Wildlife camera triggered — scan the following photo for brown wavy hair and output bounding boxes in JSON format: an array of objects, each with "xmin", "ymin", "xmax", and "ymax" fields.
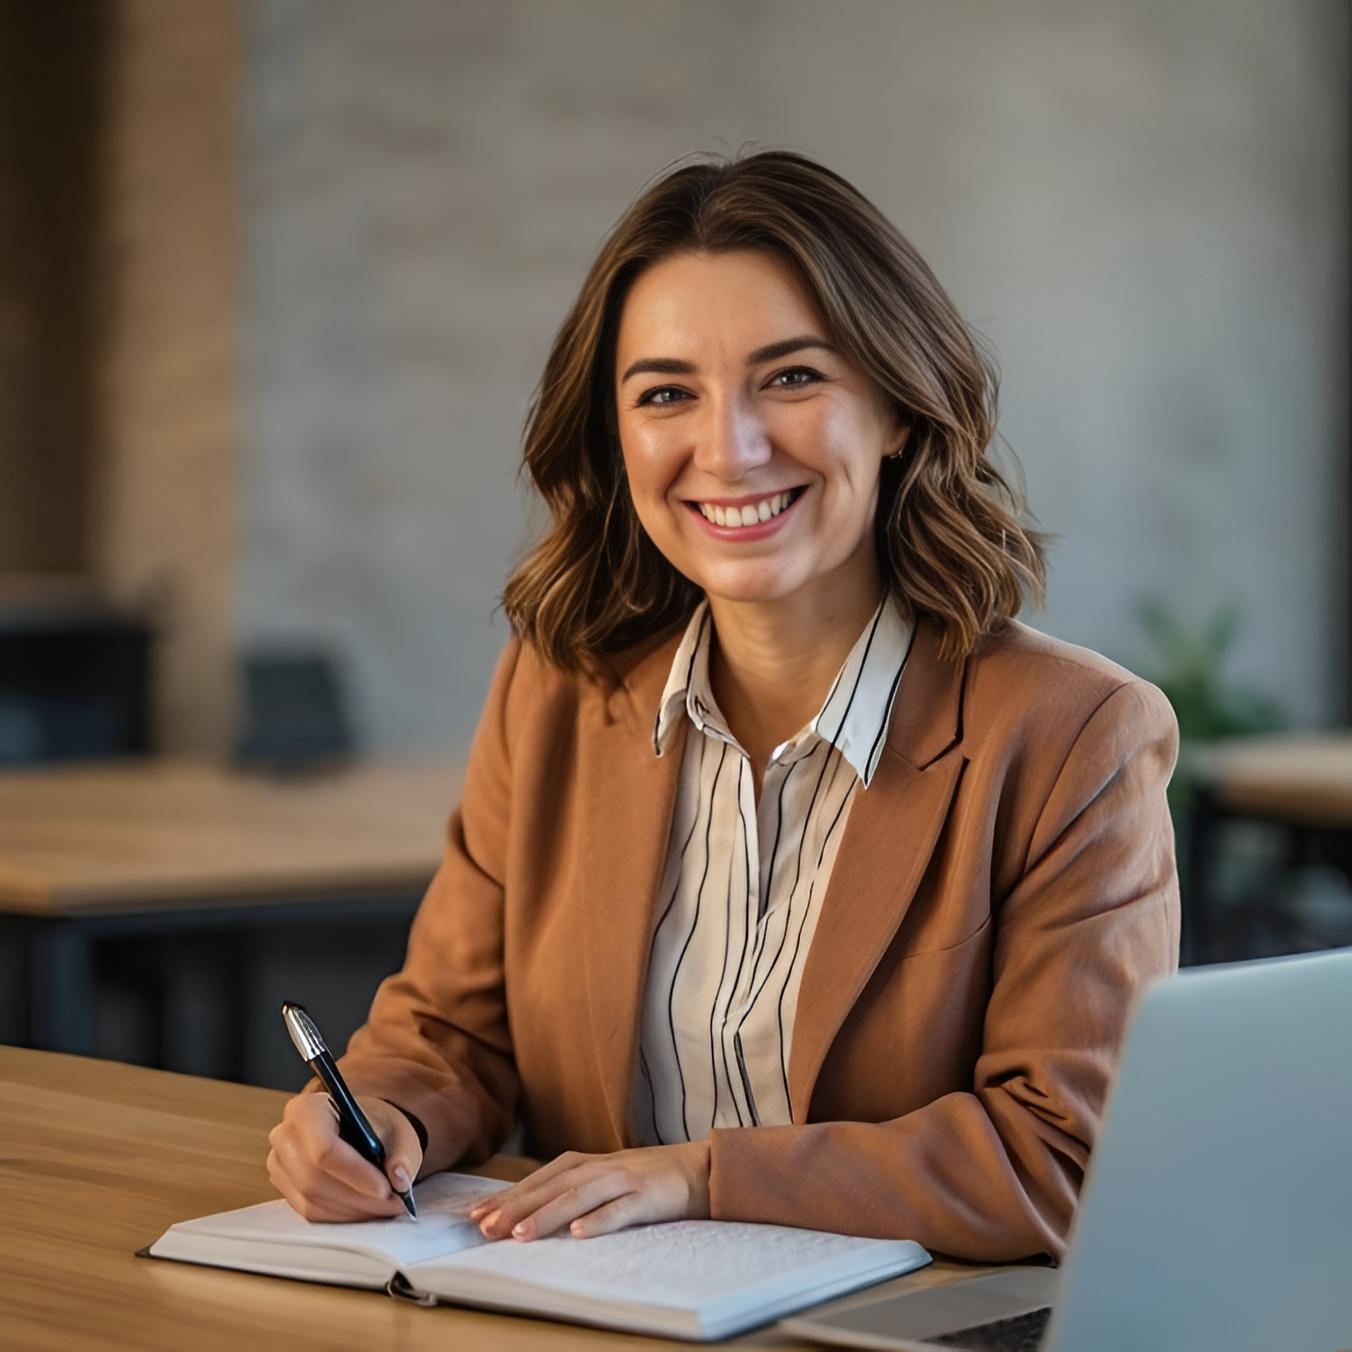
[{"xmin": 502, "ymin": 148, "xmax": 1050, "ymax": 671}]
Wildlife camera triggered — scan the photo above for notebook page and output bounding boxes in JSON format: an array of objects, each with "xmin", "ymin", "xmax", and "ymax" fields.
[
  {"xmin": 416, "ymin": 1215, "xmax": 921, "ymax": 1312},
  {"xmin": 164, "ymin": 1172, "xmax": 510, "ymax": 1269}
]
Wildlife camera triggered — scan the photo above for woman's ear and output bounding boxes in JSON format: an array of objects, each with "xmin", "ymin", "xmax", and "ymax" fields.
[{"xmin": 884, "ymin": 417, "xmax": 912, "ymax": 461}]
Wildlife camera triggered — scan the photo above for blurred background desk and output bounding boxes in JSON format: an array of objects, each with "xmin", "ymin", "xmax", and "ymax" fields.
[
  {"xmin": 0, "ymin": 759, "xmax": 460, "ymax": 1084},
  {"xmin": 1185, "ymin": 733, "xmax": 1352, "ymax": 963}
]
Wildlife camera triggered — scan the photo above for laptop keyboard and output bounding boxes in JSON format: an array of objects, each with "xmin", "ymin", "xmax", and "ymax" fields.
[{"xmin": 925, "ymin": 1304, "xmax": 1053, "ymax": 1351}]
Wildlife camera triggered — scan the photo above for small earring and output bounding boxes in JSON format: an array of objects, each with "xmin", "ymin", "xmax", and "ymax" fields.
[{"xmin": 886, "ymin": 446, "xmax": 905, "ymax": 460}]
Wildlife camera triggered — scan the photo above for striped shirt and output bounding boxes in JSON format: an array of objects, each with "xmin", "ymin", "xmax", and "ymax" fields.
[{"xmin": 628, "ymin": 591, "xmax": 916, "ymax": 1143}]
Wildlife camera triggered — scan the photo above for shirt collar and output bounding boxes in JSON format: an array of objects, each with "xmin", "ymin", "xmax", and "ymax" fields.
[{"xmin": 651, "ymin": 593, "xmax": 915, "ymax": 788}]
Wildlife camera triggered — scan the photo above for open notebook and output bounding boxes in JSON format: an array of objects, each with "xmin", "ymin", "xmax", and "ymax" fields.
[{"xmin": 147, "ymin": 1172, "xmax": 930, "ymax": 1340}]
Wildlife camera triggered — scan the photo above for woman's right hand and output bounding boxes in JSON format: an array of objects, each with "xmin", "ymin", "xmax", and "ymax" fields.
[{"xmin": 267, "ymin": 1091, "xmax": 424, "ymax": 1222}]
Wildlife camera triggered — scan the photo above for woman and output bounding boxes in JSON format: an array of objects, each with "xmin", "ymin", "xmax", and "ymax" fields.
[{"xmin": 266, "ymin": 150, "xmax": 1179, "ymax": 1262}]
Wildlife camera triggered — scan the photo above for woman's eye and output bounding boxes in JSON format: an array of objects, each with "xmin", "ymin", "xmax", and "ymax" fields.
[
  {"xmin": 638, "ymin": 386, "xmax": 688, "ymax": 407},
  {"xmin": 769, "ymin": 365, "xmax": 824, "ymax": 390}
]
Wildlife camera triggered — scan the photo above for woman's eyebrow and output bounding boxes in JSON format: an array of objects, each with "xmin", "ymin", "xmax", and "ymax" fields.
[{"xmin": 619, "ymin": 334, "xmax": 838, "ymax": 385}]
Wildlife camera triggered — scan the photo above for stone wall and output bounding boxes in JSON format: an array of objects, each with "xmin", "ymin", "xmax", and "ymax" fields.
[{"xmin": 239, "ymin": 0, "xmax": 1349, "ymax": 753}]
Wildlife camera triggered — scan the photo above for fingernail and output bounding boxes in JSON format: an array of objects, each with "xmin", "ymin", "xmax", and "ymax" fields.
[
  {"xmin": 393, "ymin": 1166, "xmax": 411, "ymax": 1190},
  {"xmin": 480, "ymin": 1209, "xmax": 500, "ymax": 1232},
  {"xmin": 512, "ymin": 1220, "xmax": 532, "ymax": 1239}
]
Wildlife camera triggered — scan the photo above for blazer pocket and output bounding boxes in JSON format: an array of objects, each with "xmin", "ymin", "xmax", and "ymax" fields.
[
  {"xmin": 895, "ymin": 908, "xmax": 993, "ymax": 959},
  {"xmin": 888, "ymin": 836, "xmax": 994, "ymax": 956}
]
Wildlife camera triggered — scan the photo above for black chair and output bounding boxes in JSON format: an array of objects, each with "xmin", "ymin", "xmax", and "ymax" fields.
[{"xmin": 0, "ymin": 592, "xmax": 151, "ymax": 765}]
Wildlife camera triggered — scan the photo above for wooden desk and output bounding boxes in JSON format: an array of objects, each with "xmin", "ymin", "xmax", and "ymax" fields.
[
  {"xmin": 0, "ymin": 1048, "xmax": 991, "ymax": 1351},
  {"xmin": 1184, "ymin": 732, "xmax": 1352, "ymax": 963},
  {"xmin": 0, "ymin": 759, "xmax": 461, "ymax": 1060},
  {"xmin": 1188, "ymin": 732, "xmax": 1352, "ymax": 826}
]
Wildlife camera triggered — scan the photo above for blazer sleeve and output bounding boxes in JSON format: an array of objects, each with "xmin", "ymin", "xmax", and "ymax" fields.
[
  {"xmin": 704, "ymin": 678, "xmax": 1181, "ymax": 1261},
  {"xmin": 314, "ymin": 636, "xmax": 524, "ymax": 1174}
]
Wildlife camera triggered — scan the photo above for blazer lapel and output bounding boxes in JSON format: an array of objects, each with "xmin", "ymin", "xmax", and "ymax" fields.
[
  {"xmin": 786, "ymin": 615, "xmax": 970, "ymax": 1122},
  {"xmin": 579, "ymin": 629, "xmax": 687, "ymax": 1148}
]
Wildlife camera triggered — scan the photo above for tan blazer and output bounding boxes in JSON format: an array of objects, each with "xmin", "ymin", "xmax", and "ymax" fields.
[{"xmin": 334, "ymin": 613, "xmax": 1180, "ymax": 1261}]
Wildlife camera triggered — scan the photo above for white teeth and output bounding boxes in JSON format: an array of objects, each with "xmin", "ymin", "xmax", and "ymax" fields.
[{"xmin": 698, "ymin": 489, "xmax": 797, "ymax": 528}]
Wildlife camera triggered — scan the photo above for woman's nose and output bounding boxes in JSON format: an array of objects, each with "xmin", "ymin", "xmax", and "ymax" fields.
[{"xmin": 692, "ymin": 398, "xmax": 772, "ymax": 480}]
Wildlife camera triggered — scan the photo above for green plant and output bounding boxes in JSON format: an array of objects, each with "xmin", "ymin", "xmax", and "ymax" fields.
[{"xmin": 1134, "ymin": 596, "xmax": 1287, "ymax": 815}]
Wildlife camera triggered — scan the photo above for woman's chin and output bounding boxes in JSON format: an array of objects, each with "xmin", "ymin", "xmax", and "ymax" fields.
[{"xmin": 694, "ymin": 563, "xmax": 809, "ymax": 607}]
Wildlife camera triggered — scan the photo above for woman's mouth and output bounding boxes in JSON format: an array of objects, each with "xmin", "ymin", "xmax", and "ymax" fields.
[{"xmin": 683, "ymin": 485, "xmax": 808, "ymax": 540}]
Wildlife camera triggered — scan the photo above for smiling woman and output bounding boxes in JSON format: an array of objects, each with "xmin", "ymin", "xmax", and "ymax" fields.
[
  {"xmin": 616, "ymin": 252, "xmax": 901, "ymax": 624},
  {"xmin": 265, "ymin": 150, "xmax": 1180, "ymax": 1265},
  {"xmin": 502, "ymin": 153, "xmax": 1045, "ymax": 671}
]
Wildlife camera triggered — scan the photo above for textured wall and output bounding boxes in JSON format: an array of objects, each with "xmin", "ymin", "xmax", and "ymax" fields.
[
  {"xmin": 94, "ymin": 0, "xmax": 240, "ymax": 755},
  {"xmin": 240, "ymin": 0, "xmax": 1348, "ymax": 754}
]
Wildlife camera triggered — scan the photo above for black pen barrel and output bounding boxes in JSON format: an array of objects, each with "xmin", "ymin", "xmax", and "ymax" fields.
[{"xmin": 310, "ymin": 1051, "xmax": 386, "ymax": 1167}]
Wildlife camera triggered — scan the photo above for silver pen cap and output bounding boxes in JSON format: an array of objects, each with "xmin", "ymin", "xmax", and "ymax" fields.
[{"xmin": 281, "ymin": 1001, "xmax": 328, "ymax": 1061}]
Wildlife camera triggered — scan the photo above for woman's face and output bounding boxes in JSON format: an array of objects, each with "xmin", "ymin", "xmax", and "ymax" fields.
[{"xmin": 613, "ymin": 249, "xmax": 905, "ymax": 612}]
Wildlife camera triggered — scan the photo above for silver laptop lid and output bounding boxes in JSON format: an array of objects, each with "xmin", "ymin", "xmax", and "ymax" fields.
[{"xmin": 1048, "ymin": 946, "xmax": 1352, "ymax": 1352}]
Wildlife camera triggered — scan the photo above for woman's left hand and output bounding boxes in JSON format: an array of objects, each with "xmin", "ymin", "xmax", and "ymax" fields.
[{"xmin": 467, "ymin": 1141, "xmax": 711, "ymax": 1241}]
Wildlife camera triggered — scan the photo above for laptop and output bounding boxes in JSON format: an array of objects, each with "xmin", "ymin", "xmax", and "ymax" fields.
[{"xmin": 781, "ymin": 946, "xmax": 1352, "ymax": 1352}]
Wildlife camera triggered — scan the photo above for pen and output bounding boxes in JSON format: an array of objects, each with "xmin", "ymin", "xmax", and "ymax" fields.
[{"xmin": 281, "ymin": 1000, "xmax": 417, "ymax": 1220}]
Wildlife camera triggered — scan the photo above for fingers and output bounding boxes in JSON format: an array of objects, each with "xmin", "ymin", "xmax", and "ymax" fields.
[
  {"xmin": 275, "ymin": 1098, "xmax": 390, "ymax": 1197},
  {"xmin": 463, "ymin": 1144, "xmax": 706, "ymax": 1243},
  {"xmin": 568, "ymin": 1190, "xmax": 655, "ymax": 1238},
  {"xmin": 267, "ymin": 1151, "xmax": 405, "ymax": 1223},
  {"xmin": 470, "ymin": 1152, "xmax": 645, "ymax": 1242},
  {"xmin": 466, "ymin": 1151, "xmax": 587, "ymax": 1233},
  {"xmin": 500, "ymin": 1171, "xmax": 633, "ymax": 1241},
  {"xmin": 466, "ymin": 1151, "xmax": 577, "ymax": 1221},
  {"xmin": 267, "ymin": 1122, "xmax": 383, "ymax": 1205},
  {"xmin": 364, "ymin": 1098, "xmax": 424, "ymax": 1194},
  {"xmin": 266, "ymin": 1092, "xmax": 409, "ymax": 1223}
]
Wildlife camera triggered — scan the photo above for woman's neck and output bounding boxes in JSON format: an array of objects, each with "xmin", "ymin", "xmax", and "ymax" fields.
[{"xmin": 705, "ymin": 560, "xmax": 883, "ymax": 767}]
